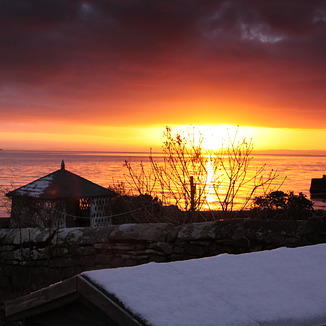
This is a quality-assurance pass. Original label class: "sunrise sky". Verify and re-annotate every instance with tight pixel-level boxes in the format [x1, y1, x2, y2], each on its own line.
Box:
[0, 1, 325, 152]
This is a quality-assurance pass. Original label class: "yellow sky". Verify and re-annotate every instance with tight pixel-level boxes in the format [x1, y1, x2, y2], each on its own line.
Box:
[1, 123, 326, 153]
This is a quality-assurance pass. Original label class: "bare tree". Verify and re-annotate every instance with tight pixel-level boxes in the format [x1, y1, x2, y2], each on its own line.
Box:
[212, 130, 279, 211]
[125, 127, 209, 211]
[150, 127, 209, 211]
[123, 160, 157, 197]
[124, 126, 281, 214]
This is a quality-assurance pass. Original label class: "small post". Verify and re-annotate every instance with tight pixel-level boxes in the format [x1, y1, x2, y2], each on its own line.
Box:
[61, 160, 65, 170]
[190, 176, 196, 212]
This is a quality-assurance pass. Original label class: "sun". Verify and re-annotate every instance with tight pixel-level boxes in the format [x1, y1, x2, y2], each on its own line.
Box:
[175, 125, 248, 151]
[198, 125, 241, 150]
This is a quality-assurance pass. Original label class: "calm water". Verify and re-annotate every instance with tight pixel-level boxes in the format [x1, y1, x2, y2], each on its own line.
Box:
[1, 150, 326, 216]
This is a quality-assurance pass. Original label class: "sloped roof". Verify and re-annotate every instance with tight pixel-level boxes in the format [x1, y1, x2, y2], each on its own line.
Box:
[5, 244, 326, 325]
[5, 275, 144, 326]
[6, 161, 115, 199]
[84, 244, 326, 326]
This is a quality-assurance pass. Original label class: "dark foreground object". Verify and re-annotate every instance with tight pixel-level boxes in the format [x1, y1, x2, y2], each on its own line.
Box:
[1, 218, 326, 324]
[5, 244, 326, 326]
[310, 175, 326, 197]
[5, 275, 144, 326]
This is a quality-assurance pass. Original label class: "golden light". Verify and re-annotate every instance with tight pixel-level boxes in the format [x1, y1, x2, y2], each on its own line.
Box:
[2, 120, 326, 153]
[197, 125, 243, 150]
[168, 125, 326, 153]
[171, 125, 261, 151]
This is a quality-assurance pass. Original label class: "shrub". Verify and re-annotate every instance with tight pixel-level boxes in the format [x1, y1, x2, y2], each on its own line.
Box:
[252, 191, 314, 219]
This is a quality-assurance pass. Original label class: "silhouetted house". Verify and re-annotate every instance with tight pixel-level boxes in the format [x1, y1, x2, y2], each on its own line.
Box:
[310, 175, 326, 197]
[6, 161, 116, 228]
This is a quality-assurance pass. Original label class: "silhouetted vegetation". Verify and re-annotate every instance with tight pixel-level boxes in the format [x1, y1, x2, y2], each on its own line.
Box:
[125, 127, 209, 211]
[251, 191, 314, 219]
[211, 130, 279, 211]
[124, 126, 279, 213]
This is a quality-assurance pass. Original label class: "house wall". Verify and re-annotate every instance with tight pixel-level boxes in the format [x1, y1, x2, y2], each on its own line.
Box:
[1, 219, 326, 297]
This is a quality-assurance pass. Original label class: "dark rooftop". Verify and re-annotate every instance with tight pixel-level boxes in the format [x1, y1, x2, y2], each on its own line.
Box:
[6, 161, 116, 199]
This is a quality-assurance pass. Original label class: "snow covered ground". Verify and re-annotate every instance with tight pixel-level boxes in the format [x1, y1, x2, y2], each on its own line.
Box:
[84, 244, 326, 326]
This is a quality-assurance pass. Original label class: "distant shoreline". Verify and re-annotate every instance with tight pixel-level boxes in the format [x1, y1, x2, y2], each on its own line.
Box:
[253, 149, 326, 156]
[1, 149, 326, 157]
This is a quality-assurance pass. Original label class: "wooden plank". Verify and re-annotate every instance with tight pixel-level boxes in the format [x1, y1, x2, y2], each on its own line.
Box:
[5, 276, 77, 318]
[77, 275, 146, 326]
[6, 274, 148, 325]
[25, 301, 111, 326]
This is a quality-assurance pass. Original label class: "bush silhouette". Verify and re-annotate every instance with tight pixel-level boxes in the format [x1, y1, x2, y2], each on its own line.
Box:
[252, 191, 313, 219]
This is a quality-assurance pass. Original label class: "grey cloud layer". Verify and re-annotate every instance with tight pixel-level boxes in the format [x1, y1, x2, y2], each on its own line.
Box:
[0, 0, 325, 124]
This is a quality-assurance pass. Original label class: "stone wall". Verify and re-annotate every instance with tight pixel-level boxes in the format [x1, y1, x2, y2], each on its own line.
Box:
[1, 219, 326, 296]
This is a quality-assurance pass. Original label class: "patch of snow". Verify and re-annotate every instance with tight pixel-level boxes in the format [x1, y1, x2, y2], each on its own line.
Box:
[84, 244, 326, 326]
[15, 175, 53, 197]
[57, 227, 84, 240]
[117, 224, 137, 231]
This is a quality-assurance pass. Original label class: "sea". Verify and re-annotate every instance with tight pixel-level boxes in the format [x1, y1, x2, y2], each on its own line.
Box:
[1, 150, 326, 217]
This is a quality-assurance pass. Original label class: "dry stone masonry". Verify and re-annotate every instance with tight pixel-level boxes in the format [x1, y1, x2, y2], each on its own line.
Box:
[1, 219, 326, 294]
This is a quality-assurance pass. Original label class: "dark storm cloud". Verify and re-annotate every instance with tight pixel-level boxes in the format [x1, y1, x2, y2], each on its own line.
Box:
[0, 0, 325, 125]
[0, 0, 324, 75]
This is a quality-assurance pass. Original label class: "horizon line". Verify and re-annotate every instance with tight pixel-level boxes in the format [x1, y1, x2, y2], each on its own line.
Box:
[2, 148, 326, 156]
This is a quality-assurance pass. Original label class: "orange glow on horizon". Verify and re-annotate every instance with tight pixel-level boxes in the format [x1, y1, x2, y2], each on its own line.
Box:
[1, 122, 326, 153]
[158, 125, 326, 153]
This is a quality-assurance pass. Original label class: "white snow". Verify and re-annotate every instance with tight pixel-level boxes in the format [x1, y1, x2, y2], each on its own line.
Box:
[57, 227, 84, 240]
[15, 175, 53, 197]
[84, 244, 326, 326]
